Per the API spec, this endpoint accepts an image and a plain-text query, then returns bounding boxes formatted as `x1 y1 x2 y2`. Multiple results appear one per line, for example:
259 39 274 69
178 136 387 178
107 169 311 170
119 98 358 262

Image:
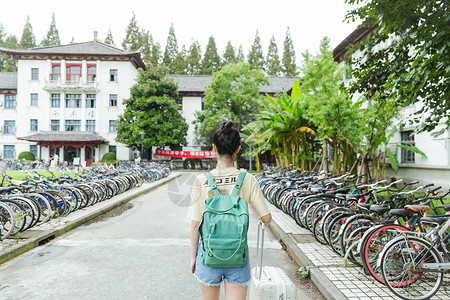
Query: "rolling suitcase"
249 221 298 300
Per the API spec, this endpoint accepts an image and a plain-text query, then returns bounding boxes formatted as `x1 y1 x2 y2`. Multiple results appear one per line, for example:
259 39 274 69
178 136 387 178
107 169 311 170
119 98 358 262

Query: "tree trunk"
321 140 329 173
256 153 261 172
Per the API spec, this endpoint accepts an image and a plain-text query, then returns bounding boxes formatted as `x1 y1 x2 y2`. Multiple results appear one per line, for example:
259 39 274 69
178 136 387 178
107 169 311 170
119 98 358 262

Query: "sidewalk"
265 202 450 300
0 173 181 265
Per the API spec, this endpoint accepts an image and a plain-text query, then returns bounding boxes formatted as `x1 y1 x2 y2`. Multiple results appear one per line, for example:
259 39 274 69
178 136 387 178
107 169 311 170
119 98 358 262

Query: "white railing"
44 77 98 91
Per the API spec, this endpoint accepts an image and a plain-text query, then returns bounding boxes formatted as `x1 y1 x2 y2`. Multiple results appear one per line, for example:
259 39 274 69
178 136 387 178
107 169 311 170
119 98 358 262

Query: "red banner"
155 149 216 158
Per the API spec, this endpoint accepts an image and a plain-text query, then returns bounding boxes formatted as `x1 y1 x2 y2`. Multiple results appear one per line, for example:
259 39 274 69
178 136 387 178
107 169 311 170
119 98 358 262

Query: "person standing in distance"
188 121 272 300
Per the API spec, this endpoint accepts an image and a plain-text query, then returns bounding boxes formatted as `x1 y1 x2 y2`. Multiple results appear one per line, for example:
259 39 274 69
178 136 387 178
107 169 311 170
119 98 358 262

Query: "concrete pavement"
0 172 324 300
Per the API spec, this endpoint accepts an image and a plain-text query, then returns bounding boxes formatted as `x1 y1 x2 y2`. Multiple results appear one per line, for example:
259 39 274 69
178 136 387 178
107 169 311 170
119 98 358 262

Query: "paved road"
0 172 323 300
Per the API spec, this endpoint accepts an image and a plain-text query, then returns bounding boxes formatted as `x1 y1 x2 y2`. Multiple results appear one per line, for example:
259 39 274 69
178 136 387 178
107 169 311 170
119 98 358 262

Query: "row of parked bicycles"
0 162 170 242
257 169 449 300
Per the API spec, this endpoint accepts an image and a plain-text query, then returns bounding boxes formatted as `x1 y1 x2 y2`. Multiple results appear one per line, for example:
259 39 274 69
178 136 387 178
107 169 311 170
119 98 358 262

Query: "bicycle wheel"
0 201 16 239
380 236 443 300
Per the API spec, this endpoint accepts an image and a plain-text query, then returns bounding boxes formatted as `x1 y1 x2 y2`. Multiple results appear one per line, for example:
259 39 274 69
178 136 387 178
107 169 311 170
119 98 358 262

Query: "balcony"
44 74 99 92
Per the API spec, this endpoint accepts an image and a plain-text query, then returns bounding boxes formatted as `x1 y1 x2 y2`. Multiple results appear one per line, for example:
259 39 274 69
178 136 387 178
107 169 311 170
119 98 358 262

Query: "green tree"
122 13 142 52
141 30 153 65
266 35 282 75
41 13 60 46
248 30 265 70
1 35 19 72
222 41 237 66
186 40 202 75
172 44 187 74
345 0 450 133
116 67 189 155
104 28 115 46
19 16 36 49
282 27 297 76
194 63 268 146
163 23 178 72
237 45 245 62
149 42 162 67
201 35 221 75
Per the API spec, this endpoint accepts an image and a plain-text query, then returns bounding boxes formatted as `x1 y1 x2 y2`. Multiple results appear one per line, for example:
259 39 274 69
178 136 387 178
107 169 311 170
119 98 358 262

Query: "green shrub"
183 158 202 169
18 151 35 161
100 152 116 162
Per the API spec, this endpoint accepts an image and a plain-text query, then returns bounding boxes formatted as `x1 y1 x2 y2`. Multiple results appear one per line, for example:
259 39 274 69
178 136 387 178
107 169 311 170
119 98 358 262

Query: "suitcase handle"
255 220 265 280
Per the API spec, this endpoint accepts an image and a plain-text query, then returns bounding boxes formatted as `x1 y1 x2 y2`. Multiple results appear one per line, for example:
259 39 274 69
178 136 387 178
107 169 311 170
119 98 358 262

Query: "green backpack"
199 171 249 268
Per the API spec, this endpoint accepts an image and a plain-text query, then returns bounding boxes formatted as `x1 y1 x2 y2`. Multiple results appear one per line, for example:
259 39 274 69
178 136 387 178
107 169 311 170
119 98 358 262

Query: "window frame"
30 119 38 132
65 120 81 132
66 64 82 82
3 145 15 159
110 69 118 82
86 94 96 108
4 95 16 109
50 119 60 131
4 120 15 134
86 120 96 132
109 94 118 107
30 93 39 106
30 145 38 158
65 94 82 108
87 64 97 82
51 93 61 108
109 120 117 132
51 64 61 81
109 145 117 154
31 68 39 80
400 130 415 163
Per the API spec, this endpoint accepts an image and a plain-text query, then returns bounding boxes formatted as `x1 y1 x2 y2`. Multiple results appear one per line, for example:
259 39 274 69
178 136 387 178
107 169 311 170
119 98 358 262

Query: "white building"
0 40 145 165
333 27 450 188
0 40 299 165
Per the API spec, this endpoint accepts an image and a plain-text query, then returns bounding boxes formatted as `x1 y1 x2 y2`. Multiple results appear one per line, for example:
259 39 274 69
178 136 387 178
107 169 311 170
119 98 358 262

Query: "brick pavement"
267 203 450 300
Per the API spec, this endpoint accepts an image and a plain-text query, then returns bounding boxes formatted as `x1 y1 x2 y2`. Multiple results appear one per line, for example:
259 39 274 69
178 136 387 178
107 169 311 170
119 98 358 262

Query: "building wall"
0 58 139 162
180 95 203 150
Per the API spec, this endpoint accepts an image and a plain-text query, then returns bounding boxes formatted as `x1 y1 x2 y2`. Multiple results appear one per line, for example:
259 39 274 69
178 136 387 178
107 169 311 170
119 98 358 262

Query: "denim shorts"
193 244 251 287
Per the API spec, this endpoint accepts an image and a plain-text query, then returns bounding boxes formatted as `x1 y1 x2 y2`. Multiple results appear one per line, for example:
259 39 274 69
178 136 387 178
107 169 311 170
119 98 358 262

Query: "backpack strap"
231 171 247 196
205 172 220 196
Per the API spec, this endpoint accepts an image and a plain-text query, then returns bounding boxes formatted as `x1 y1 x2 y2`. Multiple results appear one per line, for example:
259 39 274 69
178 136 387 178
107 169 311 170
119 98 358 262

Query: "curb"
0 173 181 265
267 218 348 300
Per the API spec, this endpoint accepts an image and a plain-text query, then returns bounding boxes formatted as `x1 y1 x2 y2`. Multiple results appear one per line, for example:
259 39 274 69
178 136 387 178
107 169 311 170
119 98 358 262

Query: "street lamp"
139 131 145 160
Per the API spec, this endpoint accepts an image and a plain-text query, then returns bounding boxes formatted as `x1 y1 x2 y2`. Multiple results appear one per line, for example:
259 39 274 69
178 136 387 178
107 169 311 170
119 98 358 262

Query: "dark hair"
213 121 241 156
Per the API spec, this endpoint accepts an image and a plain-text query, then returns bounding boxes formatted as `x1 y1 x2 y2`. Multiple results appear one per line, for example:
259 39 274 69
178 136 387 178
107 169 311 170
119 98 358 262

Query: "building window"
51 94 61 108
65 120 81 131
30 145 38 158
50 120 60 131
31 68 39 80
86 120 96 132
400 131 415 163
31 93 38 106
109 120 117 132
66 65 81 82
109 94 118 107
110 69 118 82
4 95 16 109
109 145 116 154
51 65 61 81
65 94 81 108
3 145 15 159
201 97 205 111
3 120 15 134
176 97 183 110
87 65 96 81
86 94 96 108
30 119 38 132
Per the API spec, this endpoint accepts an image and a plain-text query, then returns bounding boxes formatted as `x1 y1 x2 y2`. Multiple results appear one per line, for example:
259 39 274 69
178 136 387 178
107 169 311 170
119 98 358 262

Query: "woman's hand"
190 257 196 274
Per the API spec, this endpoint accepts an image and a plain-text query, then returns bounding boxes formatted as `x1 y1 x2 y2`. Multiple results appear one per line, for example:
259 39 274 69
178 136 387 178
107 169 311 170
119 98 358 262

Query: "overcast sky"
2 0 359 64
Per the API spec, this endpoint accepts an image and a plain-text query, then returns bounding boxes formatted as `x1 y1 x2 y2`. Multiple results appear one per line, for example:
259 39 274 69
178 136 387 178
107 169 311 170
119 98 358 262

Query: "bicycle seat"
335 193 347 200
0 186 16 193
420 216 448 226
357 203 372 210
389 209 414 218
21 184 34 191
404 205 430 212
370 205 390 215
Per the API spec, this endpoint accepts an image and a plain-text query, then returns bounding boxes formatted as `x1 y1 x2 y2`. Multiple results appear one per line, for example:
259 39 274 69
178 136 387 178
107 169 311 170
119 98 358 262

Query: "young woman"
188 121 272 300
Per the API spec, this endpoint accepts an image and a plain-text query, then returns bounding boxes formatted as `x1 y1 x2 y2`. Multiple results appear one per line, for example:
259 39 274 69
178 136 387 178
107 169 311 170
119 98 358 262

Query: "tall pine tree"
186 40 202 75
201 35 221 75
150 42 162 67
19 16 36 49
141 31 153 66
41 13 60 47
282 27 298 76
122 13 142 52
2 35 19 71
247 30 265 70
222 41 237 66
163 23 178 72
172 45 187 74
266 35 282 75
104 28 115 46
237 45 245 62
